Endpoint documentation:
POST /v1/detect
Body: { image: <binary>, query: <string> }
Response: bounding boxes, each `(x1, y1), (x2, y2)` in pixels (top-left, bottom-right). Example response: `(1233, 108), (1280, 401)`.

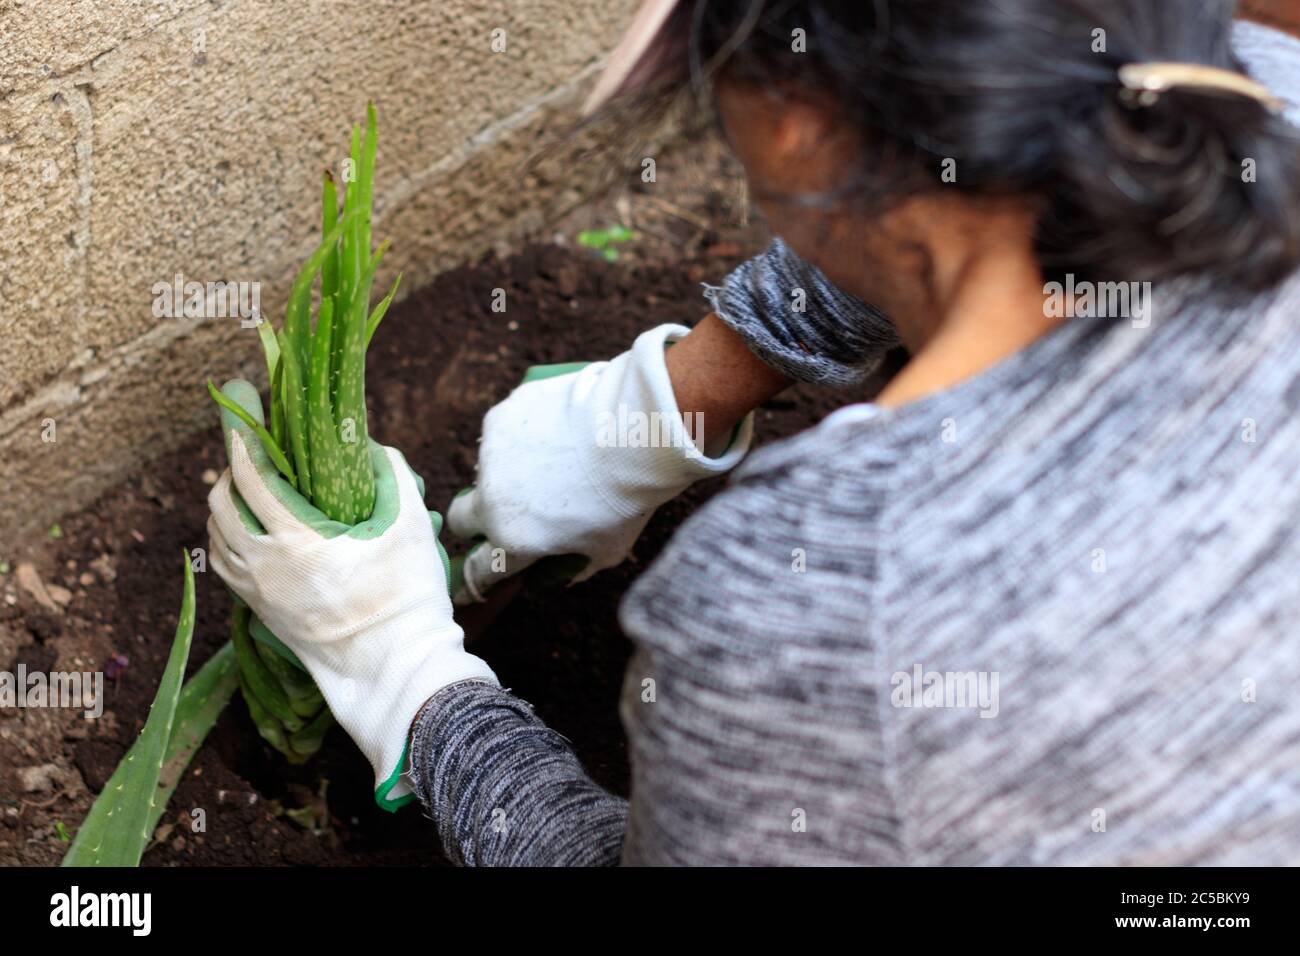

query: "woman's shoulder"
(731, 404), (905, 489)
(619, 408), (894, 663)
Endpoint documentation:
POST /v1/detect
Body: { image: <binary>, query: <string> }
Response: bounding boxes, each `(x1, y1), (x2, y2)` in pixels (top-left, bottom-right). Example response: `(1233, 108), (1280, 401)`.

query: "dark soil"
(0, 148), (894, 866)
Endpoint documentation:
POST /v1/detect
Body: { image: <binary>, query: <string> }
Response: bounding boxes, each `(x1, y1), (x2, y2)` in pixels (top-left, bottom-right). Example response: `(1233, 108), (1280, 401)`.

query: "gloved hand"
(207, 388), (496, 809)
(447, 323), (753, 601)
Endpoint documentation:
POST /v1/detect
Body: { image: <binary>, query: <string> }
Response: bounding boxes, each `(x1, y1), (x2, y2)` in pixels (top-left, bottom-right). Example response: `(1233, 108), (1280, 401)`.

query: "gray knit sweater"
(410, 21), (1300, 866)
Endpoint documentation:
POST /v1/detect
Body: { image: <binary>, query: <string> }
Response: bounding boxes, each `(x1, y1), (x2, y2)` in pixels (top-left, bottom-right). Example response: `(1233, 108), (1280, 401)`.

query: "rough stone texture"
(0, 0), (636, 546)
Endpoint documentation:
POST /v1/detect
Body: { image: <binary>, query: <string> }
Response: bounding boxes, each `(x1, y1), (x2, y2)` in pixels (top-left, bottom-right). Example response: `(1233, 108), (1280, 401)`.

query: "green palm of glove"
(214, 379), (456, 765)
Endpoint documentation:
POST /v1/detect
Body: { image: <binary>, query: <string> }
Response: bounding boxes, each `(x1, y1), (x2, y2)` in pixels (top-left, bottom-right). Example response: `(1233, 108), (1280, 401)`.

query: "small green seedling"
(577, 225), (635, 262)
(53, 821), (70, 843)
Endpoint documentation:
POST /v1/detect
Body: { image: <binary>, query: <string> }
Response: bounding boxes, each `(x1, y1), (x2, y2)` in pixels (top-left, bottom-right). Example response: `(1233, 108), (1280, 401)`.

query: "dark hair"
(635, 0), (1300, 291)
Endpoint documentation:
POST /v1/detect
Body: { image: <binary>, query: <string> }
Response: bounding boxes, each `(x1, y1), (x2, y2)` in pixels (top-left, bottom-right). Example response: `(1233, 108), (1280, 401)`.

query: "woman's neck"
(875, 235), (1058, 409)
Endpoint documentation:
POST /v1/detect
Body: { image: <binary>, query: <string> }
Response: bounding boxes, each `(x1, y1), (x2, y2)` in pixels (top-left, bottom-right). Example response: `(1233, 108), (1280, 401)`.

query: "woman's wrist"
(665, 313), (793, 453)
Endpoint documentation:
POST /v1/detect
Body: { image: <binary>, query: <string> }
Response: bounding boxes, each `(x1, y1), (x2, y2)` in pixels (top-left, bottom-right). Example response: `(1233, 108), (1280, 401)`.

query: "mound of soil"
(0, 150), (893, 866)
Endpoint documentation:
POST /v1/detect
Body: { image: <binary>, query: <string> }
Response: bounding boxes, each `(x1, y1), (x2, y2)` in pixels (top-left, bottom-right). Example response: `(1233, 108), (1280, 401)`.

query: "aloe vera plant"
(208, 103), (401, 762)
(64, 556), (239, 866)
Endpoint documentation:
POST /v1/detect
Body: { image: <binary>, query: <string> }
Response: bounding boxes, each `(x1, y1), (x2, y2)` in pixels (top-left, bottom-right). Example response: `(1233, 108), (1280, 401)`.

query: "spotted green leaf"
(63, 554), (198, 867)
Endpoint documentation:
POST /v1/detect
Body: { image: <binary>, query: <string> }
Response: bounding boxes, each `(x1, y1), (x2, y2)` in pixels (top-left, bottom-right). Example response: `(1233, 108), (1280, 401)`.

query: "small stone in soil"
(18, 763), (63, 793)
(89, 555), (116, 583)
(15, 563), (60, 614)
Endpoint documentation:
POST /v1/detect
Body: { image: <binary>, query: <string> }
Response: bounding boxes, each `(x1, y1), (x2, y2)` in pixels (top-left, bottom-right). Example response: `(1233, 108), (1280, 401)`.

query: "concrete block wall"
(0, 0), (635, 545)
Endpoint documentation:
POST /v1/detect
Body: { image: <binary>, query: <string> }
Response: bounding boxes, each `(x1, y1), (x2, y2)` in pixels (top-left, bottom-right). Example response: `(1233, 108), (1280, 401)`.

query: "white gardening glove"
(207, 423), (496, 809)
(447, 323), (753, 601)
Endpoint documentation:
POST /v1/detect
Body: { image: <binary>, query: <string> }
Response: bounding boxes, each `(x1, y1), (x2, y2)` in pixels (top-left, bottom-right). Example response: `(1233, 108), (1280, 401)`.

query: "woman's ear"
(715, 79), (855, 198)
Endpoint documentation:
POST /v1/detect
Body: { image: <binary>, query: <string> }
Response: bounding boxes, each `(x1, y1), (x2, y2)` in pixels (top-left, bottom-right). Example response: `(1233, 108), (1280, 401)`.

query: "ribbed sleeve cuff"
(410, 680), (628, 866)
(705, 238), (901, 387)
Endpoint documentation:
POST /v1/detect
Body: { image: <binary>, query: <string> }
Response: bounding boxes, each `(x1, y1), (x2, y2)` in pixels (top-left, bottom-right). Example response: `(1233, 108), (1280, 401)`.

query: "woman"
(207, 0), (1300, 865)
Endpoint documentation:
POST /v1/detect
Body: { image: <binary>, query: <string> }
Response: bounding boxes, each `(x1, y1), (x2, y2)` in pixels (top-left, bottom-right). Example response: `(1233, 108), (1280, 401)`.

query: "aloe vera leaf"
(335, 234), (387, 357)
(332, 127), (365, 415)
(362, 103), (378, 192)
(287, 706), (335, 761)
(147, 640), (239, 837)
(367, 237), (389, 275)
(321, 169), (340, 317)
(365, 272), (401, 347)
(321, 177), (342, 413)
(359, 103), (377, 264)
(356, 110), (378, 327)
(269, 352), (287, 450)
(259, 318), (286, 450)
(328, 325), (345, 413)
(324, 220), (385, 521)
(238, 670), (290, 756)
(331, 240), (386, 523)
(344, 121), (371, 328)
(254, 639), (325, 719)
(206, 380), (297, 487)
(63, 554), (197, 867)
(347, 236), (390, 341)
(256, 316), (280, 385)
(248, 614), (307, 670)
(283, 210), (355, 379)
(231, 605), (305, 732)
(328, 297), (346, 414)
(277, 329), (313, 500)
(307, 297), (348, 518)
(342, 124), (365, 295)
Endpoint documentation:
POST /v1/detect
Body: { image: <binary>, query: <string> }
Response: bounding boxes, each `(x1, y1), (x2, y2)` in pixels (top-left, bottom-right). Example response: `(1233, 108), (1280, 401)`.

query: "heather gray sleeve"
(1233, 19), (1300, 126)
(409, 679), (628, 866)
(704, 237), (900, 387)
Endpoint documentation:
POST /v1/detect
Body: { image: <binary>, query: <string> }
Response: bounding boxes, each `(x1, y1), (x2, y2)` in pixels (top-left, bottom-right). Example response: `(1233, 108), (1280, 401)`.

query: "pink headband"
(583, 0), (682, 115)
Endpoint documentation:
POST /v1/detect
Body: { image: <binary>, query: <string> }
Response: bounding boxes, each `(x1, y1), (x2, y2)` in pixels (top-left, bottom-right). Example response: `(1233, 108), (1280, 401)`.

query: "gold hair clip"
(1118, 62), (1285, 113)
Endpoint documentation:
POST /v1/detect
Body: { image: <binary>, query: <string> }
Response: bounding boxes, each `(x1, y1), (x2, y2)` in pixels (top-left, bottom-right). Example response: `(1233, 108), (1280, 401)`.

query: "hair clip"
(1118, 62), (1285, 113)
